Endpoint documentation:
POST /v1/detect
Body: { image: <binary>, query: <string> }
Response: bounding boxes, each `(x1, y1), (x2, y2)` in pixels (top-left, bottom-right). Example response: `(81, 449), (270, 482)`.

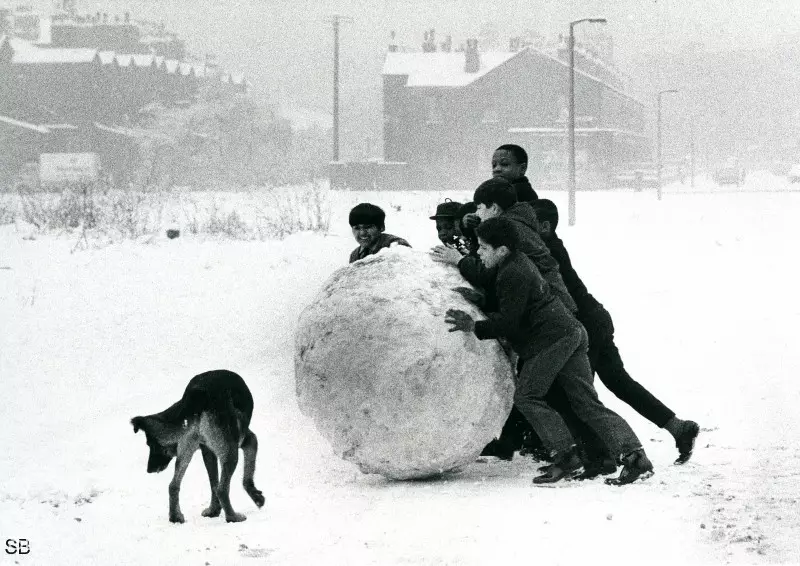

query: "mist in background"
(48, 0), (800, 163)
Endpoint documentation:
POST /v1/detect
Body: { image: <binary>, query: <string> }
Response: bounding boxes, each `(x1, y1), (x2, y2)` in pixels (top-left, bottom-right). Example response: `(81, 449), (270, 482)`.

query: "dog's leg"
(200, 445), (222, 518)
(168, 437), (198, 524)
(241, 430), (265, 508)
(217, 447), (247, 523)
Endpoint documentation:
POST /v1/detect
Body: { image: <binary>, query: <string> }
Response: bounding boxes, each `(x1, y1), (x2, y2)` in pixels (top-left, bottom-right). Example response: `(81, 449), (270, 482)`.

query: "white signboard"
(39, 153), (99, 187)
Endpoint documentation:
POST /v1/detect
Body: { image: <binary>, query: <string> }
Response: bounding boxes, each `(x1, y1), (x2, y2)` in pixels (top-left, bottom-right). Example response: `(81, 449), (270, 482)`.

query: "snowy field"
(1, 177), (800, 565)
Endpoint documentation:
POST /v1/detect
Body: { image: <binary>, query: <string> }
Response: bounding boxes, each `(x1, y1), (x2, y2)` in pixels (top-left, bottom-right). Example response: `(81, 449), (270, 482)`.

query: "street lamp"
(656, 88), (678, 200)
(568, 17), (606, 226)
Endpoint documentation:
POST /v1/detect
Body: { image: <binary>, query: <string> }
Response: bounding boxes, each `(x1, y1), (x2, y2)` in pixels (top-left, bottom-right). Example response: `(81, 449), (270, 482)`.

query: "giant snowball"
(294, 246), (515, 480)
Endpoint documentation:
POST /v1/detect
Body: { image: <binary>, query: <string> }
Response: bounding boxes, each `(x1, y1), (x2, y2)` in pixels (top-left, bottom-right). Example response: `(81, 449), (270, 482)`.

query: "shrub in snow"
(295, 247), (515, 480)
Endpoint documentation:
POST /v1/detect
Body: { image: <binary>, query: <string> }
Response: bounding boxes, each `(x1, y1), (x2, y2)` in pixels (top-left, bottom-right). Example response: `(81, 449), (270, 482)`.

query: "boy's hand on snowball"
(430, 245), (463, 266)
(445, 308), (475, 332)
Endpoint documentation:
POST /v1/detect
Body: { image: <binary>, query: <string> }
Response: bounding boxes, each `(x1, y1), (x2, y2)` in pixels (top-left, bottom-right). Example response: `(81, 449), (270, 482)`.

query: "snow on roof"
(115, 54), (134, 67)
(163, 59), (180, 74)
(12, 47), (97, 64)
(0, 114), (50, 134)
(382, 50), (518, 87)
(96, 50), (116, 65)
(131, 53), (155, 67)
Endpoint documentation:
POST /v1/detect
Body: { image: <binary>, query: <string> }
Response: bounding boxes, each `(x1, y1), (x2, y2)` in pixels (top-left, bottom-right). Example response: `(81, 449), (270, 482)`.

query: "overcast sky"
(60, 0), (800, 119)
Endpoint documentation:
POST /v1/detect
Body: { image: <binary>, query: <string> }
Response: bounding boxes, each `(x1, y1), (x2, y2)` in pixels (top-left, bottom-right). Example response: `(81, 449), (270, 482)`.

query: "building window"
(425, 96), (443, 124)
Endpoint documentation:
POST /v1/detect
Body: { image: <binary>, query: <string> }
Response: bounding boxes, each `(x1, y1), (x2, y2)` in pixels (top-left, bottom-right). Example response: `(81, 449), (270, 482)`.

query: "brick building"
(380, 35), (649, 192)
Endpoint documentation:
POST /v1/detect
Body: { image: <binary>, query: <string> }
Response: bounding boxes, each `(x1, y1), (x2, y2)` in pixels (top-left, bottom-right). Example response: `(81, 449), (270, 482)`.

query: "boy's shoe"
(533, 448), (584, 485)
(605, 449), (654, 486)
(521, 446), (552, 461)
(674, 421), (700, 464)
(576, 457), (617, 480)
(480, 439), (514, 461)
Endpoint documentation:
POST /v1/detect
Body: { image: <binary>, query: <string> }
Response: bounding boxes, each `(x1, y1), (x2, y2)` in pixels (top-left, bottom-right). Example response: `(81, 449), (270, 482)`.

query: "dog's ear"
(131, 416), (145, 434)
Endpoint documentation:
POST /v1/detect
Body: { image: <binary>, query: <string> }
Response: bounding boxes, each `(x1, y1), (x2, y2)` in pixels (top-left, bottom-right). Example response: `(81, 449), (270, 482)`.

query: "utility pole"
(332, 15), (340, 162)
(567, 17), (606, 227)
(656, 88), (678, 200)
(690, 123), (696, 189)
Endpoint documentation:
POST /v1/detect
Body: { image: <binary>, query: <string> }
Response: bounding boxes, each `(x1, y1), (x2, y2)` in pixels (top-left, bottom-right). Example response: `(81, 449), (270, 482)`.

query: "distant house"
(381, 39), (649, 191)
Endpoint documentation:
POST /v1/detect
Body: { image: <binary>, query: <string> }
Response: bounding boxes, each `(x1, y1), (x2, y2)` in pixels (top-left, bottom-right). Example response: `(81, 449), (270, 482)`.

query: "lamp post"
(568, 17), (606, 226)
(656, 88), (678, 200)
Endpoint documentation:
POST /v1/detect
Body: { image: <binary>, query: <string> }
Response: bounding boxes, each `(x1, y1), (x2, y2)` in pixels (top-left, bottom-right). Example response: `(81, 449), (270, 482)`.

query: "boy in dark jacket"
(491, 144), (538, 203)
(348, 203), (410, 263)
(444, 216), (654, 485)
(530, 198), (700, 464)
(435, 178), (577, 313)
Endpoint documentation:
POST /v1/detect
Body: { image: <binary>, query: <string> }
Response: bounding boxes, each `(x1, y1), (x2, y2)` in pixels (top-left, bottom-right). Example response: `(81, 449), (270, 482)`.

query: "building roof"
(115, 53), (134, 67)
(97, 50), (116, 65)
(383, 45), (644, 105)
(12, 46), (97, 64)
(0, 113), (50, 134)
(131, 53), (155, 67)
(163, 59), (180, 73)
(382, 50), (518, 87)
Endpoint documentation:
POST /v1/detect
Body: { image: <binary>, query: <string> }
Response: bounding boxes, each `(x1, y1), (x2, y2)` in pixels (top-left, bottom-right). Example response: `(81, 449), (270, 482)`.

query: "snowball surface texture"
(295, 246), (515, 479)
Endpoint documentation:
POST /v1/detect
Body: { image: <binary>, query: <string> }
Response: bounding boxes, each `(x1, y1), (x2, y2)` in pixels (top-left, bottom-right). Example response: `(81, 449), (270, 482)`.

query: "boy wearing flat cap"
(430, 199), (469, 255)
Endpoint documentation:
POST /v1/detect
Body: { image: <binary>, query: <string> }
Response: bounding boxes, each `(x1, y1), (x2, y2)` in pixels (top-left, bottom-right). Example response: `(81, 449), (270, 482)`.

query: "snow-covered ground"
(2, 178), (799, 565)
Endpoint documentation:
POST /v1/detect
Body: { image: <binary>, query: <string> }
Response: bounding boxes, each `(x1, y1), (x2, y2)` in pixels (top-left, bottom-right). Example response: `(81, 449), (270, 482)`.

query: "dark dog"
(131, 370), (265, 523)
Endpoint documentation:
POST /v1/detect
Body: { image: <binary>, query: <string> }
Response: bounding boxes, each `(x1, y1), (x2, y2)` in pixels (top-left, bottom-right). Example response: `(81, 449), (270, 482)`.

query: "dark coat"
(511, 176), (538, 203)
(543, 233), (603, 320)
(349, 233), (411, 263)
(457, 204), (577, 313)
(473, 251), (579, 360)
(478, 203), (578, 313)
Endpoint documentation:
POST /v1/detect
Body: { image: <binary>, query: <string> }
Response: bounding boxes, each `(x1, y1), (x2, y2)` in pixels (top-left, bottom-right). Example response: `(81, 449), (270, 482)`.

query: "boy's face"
(476, 202), (501, 221)
(477, 238), (507, 269)
(352, 223), (383, 248)
(435, 218), (461, 245)
(491, 149), (527, 181)
(530, 210), (552, 238)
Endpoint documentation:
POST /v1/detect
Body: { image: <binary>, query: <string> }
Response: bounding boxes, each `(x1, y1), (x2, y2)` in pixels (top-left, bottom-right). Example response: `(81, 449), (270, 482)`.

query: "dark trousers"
(497, 306), (676, 460)
(513, 325), (642, 458)
(584, 306), (675, 428)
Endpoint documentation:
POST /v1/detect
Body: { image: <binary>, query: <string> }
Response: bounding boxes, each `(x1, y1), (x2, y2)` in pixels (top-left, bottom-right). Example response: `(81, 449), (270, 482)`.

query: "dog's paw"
(225, 512), (247, 523)
(202, 505), (222, 518)
(249, 489), (265, 508)
(169, 511), (186, 524)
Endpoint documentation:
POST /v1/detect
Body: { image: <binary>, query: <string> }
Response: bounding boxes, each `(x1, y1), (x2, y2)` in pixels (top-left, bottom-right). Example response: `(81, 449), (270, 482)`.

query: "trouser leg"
(587, 309), (676, 428)
(513, 329), (583, 456)
(556, 327), (643, 459)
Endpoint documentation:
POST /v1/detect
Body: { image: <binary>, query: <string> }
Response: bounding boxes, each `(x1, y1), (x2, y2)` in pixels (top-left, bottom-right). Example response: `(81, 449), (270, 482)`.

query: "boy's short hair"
(473, 177), (518, 211)
(349, 203), (386, 229)
(475, 216), (518, 251)
(495, 144), (528, 165)
(530, 199), (559, 231)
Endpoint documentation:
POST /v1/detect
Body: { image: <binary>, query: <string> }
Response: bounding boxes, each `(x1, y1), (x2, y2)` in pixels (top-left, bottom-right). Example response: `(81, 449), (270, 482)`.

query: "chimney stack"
(464, 38), (479, 73)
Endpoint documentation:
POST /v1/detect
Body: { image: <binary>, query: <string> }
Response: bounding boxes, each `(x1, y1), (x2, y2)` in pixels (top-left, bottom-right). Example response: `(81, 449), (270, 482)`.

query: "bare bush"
(12, 180), (332, 245)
